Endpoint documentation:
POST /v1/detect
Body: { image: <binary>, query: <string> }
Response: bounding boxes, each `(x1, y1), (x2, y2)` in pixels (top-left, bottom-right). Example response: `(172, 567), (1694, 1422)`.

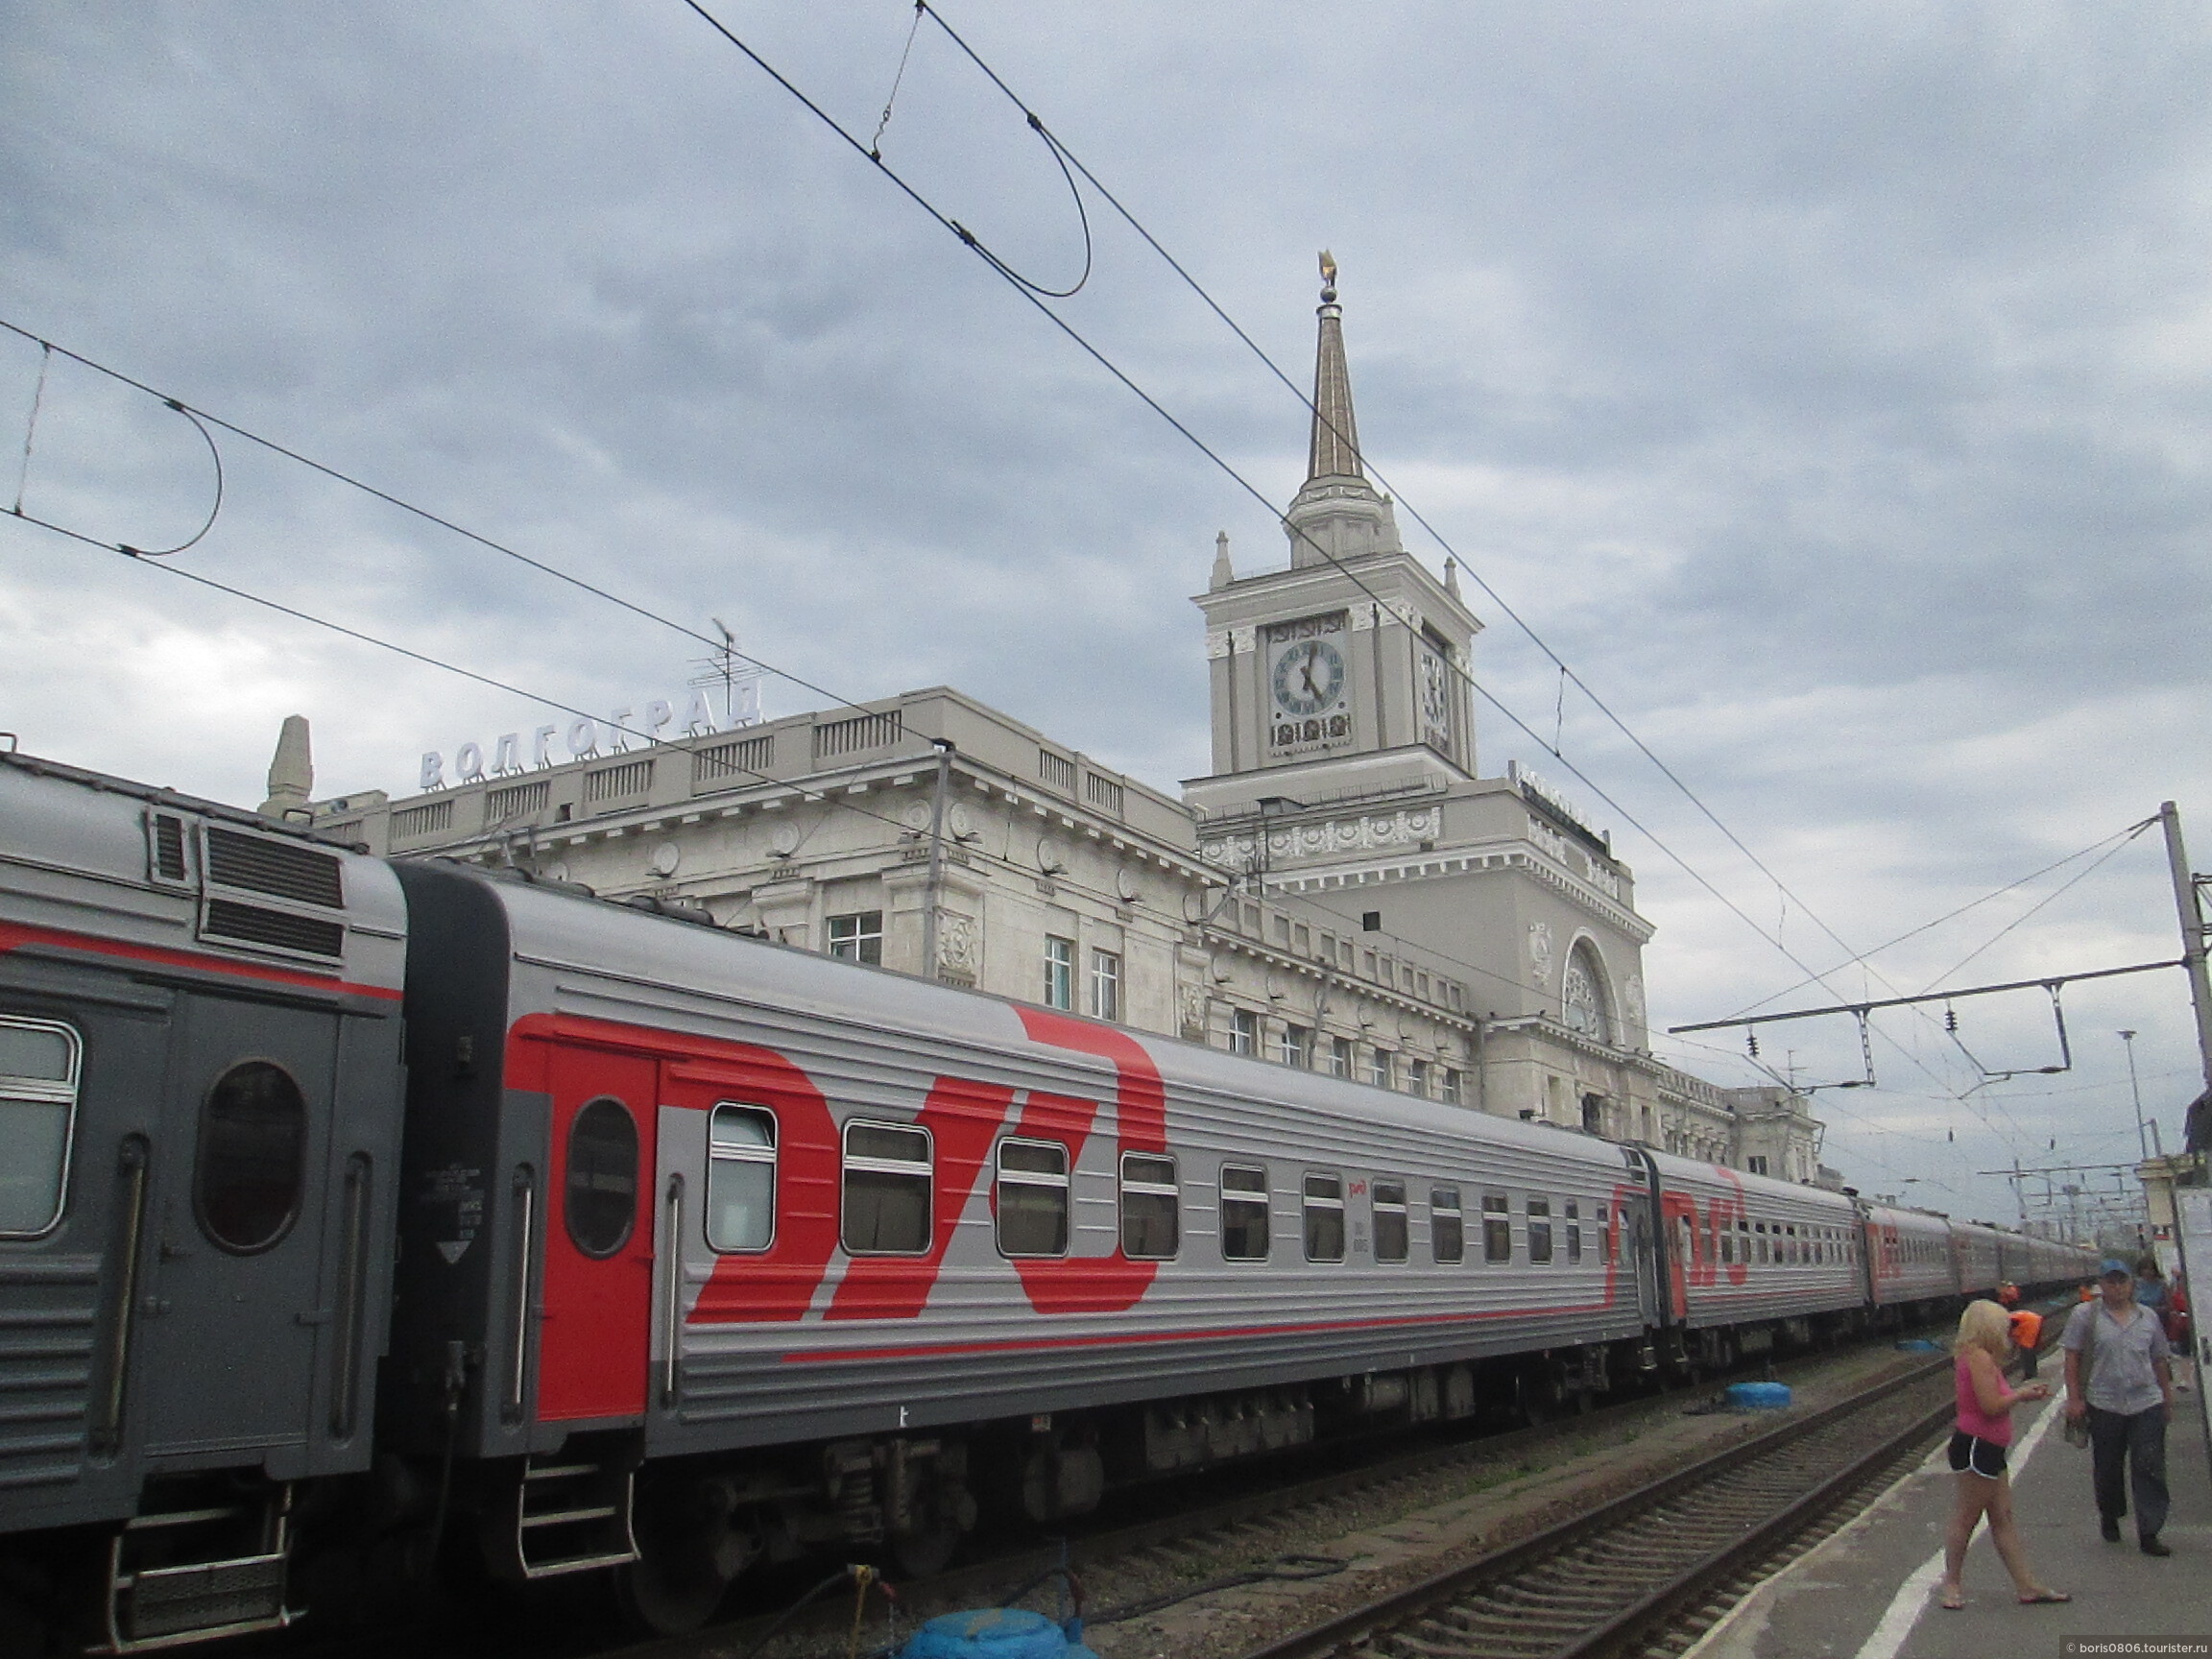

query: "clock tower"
(1188, 256), (1482, 817)
(1182, 259), (1665, 1145)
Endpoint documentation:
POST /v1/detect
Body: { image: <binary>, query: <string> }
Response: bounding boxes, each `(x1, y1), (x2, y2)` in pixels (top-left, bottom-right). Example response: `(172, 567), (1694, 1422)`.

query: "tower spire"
(1308, 251), (1363, 482)
(1284, 253), (1402, 568)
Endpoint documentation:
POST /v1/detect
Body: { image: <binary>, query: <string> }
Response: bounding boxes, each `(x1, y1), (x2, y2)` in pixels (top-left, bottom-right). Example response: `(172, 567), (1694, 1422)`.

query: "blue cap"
(2101, 1258), (2132, 1278)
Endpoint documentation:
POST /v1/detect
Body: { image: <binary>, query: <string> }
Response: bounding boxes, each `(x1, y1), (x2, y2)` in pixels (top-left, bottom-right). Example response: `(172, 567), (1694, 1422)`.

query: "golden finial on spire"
(1318, 250), (1337, 301)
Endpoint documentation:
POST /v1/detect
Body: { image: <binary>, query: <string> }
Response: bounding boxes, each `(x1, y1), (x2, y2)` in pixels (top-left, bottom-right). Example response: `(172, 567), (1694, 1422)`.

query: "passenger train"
(0, 752), (2098, 1649)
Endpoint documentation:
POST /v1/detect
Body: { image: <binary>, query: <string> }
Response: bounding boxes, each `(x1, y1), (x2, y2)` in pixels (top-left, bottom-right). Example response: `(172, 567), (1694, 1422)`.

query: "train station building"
(290, 273), (1824, 1182)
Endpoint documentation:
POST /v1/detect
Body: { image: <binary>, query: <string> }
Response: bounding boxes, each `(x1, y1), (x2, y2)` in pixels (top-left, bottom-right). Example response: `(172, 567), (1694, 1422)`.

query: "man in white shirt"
(2063, 1258), (2176, 1555)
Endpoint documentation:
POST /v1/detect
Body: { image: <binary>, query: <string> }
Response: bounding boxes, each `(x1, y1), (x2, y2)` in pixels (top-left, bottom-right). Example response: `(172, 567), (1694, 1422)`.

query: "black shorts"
(1948, 1430), (2008, 1477)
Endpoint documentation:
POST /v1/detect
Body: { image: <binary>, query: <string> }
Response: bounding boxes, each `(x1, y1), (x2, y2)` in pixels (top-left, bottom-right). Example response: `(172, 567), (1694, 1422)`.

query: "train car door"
(537, 1044), (659, 1421)
(138, 992), (340, 1462)
(1623, 1195), (1663, 1327)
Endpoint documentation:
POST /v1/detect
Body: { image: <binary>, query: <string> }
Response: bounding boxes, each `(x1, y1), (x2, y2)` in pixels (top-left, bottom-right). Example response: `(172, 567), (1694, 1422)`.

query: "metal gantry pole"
(2161, 801), (2212, 1101)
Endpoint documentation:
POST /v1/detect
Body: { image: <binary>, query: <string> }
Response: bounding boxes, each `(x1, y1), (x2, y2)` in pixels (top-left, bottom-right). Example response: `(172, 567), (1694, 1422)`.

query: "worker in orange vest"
(2009, 1306), (2045, 1380)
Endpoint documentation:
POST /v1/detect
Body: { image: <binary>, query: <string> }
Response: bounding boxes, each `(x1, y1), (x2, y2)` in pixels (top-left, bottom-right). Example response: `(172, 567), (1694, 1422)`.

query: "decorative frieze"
(1200, 805), (1444, 868)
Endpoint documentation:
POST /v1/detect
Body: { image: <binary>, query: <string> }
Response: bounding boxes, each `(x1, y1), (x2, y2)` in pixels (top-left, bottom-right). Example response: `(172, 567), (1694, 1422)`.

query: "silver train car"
(0, 753), (2101, 1648)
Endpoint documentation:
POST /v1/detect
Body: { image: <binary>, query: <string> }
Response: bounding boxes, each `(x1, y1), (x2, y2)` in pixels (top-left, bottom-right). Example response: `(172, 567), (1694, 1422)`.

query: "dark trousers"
(2088, 1405), (2170, 1541)
(2020, 1348), (2039, 1380)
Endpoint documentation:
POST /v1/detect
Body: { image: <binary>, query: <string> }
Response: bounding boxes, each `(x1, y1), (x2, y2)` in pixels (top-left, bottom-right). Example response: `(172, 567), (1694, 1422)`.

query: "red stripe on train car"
(0, 919), (402, 1000)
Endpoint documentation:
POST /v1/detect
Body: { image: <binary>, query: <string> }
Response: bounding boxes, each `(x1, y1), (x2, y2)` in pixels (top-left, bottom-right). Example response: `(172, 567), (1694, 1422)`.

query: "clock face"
(1419, 649), (1452, 748)
(1272, 637), (1346, 715)
(1264, 613), (1353, 755)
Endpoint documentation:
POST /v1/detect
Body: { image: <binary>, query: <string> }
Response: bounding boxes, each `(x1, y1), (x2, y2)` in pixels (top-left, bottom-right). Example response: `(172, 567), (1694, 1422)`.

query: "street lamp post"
(2119, 1028), (2150, 1163)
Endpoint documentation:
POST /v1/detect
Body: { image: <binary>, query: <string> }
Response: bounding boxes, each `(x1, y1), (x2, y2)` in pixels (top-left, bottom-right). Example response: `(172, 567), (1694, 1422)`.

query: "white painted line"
(1678, 1432), (1951, 1659)
(1848, 1394), (2064, 1659)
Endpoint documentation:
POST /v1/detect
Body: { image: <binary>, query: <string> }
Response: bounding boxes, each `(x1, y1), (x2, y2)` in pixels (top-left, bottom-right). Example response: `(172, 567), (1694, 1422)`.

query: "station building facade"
(300, 270), (1821, 1178)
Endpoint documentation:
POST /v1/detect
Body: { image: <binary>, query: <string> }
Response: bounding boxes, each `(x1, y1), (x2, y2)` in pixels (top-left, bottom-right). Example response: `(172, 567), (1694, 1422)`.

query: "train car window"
(1482, 1191), (1511, 1262)
(1373, 1180), (1409, 1263)
(1431, 1186), (1464, 1263)
(564, 1097), (638, 1259)
(842, 1121), (933, 1254)
(1719, 1225), (1734, 1265)
(1220, 1164), (1270, 1262)
(1527, 1197), (1553, 1263)
(706, 1104), (778, 1252)
(1303, 1173), (1345, 1262)
(0, 1017), (81, 1238)
(1119, 1153), (1179, 1260)
(1597, 1202), (1614, 1265)
(996, 1139), (1070, 1258)
(196, 1060), (307, 1254)
(1564, 1198), (1582, 1263)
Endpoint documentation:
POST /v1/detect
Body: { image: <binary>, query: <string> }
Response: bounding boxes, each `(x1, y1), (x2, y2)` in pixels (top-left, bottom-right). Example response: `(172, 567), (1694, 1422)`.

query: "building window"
(705, 1104), (777, 1252)
(1279, 1023), (1311, 1068)
(1372, 1180), (1408, 1263)
(0, 1018), (80, 1238)
(1229, 1009), (1258, 1057)
(827, 910), (883, 965)
(1431, 1186), (1464, 1263)
(1303, 1172), (1346, 1262)
(1090, 950), (1120, 1022)
(1561, 942), (1610, 1044)
(1366, 1047), (1391, 1089)
(841, 1121), (932, 1254)
(1220, 1164), (1270, 1262)
(1119, 1153), (1179, 1259)
(1407, 1059), (1429, 1098)
(1747, 1155), (1769, 1175)
(1441, 1068), (1462, 1105)
(1482, 1191), (1511, 1262)
(1043, 935), (1073, 1010)
(1327, 1036), (1353, 1078)
(1527, 1196), (1553, 1263)
(995, 1139), (1069, 1258)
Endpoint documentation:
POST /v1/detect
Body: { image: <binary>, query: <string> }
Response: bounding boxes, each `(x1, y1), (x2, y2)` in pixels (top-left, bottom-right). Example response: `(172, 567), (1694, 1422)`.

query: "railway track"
(1233, 1358), (1958, 1659)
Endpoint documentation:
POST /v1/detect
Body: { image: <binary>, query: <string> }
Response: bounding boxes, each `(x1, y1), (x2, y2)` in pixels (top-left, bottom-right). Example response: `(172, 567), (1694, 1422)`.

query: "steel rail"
(1236, 1357), (1954, 1659)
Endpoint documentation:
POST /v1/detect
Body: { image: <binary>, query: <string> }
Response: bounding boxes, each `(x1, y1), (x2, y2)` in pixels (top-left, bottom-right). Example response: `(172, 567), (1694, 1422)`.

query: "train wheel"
(618, 1550), (730, 1638)
(889, 1519), (961, 1580)
(616, 1476), (751, 1637)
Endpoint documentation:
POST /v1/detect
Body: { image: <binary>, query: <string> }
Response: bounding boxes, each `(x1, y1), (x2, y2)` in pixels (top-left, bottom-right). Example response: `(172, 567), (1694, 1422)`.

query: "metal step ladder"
(94, 1488), (297, 1653)
(505, 1451), (639, 1579)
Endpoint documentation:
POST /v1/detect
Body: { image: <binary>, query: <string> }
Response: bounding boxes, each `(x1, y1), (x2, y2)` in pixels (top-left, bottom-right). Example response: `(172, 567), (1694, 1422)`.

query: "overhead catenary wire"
(0, 325), (1550, 1018)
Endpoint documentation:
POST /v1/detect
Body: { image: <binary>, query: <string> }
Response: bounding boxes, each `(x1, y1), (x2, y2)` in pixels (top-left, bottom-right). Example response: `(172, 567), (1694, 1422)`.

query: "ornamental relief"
(937, 912), (980, 975)
(1199, 805), (1443, 868)
(1177, 983), (1211, 1039)
(1527, 920), (1554, 991)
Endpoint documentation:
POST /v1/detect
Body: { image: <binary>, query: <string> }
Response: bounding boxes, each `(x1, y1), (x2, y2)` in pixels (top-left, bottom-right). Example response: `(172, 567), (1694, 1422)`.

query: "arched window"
(565, 1097), (639, 1259)
(197, 1061), (306, 1253)
(1560, 942), (1611, 1045)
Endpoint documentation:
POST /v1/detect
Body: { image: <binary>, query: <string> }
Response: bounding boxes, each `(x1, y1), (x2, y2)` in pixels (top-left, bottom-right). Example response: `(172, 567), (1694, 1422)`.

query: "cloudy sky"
(5, 3), (2208, 1223)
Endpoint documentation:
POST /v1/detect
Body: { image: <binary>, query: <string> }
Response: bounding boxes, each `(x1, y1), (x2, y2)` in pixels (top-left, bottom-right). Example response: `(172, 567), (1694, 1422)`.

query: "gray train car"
(0, 754), (407, 1649)
(1642, 1152), (1864, 1356)
(382, 859), (1679, 1624)
(1862, 1203), (1960, 1311)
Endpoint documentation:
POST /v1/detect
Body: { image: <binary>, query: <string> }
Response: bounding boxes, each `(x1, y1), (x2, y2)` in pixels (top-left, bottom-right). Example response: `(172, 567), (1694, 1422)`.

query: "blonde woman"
(1940, 1299), (2067, 1609)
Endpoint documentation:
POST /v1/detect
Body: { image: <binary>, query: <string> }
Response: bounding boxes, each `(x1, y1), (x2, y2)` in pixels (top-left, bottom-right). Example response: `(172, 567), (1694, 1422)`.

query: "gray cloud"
(4, 0), (2207, 1218)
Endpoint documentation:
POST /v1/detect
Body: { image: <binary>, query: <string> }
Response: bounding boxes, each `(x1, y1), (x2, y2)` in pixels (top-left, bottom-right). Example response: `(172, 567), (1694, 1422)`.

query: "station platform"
(1688, 1363), (2208, 1659)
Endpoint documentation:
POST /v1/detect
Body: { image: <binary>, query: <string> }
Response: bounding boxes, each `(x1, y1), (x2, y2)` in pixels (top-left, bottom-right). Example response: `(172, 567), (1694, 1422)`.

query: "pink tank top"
(1956, 1355), (2012, 1445)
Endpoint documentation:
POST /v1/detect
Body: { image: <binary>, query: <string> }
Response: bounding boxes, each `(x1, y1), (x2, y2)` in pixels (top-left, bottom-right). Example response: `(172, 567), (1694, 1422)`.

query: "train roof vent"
(198, 825), (348, 964)
(204, 827), (344, 908)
